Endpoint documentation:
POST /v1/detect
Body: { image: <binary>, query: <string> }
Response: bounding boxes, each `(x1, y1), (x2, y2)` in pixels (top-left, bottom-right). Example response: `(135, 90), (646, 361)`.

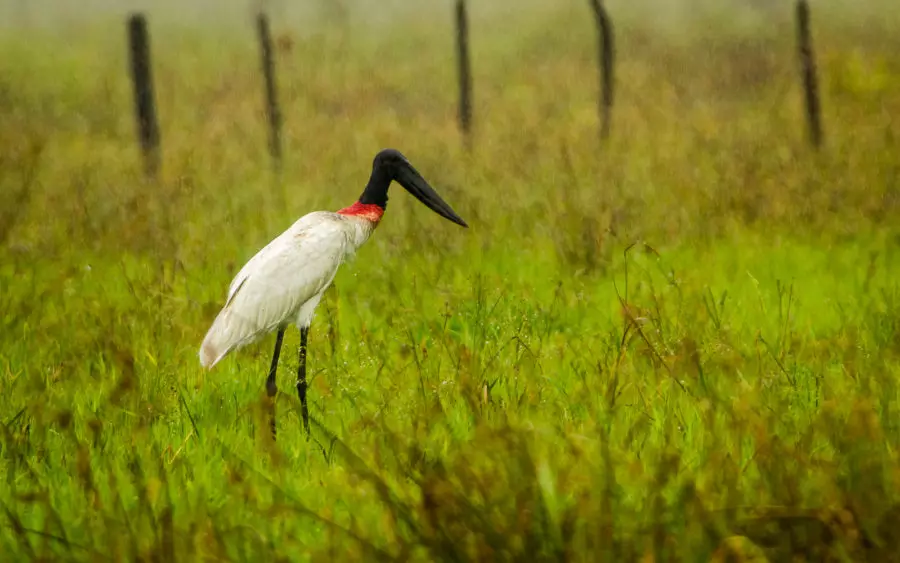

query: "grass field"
(2, 1), (900, 560)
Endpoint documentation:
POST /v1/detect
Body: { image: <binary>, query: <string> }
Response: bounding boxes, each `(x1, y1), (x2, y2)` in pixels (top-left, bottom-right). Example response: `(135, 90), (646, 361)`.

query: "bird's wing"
(200, 212), (350, 368)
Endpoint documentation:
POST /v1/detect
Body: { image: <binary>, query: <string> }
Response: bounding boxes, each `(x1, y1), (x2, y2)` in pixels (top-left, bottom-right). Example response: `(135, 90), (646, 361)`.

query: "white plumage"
(199, 211), (375, 369)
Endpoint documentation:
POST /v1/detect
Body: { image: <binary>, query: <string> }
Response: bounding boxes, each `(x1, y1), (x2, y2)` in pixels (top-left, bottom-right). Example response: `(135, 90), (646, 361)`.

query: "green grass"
(3, 2), (900, 561)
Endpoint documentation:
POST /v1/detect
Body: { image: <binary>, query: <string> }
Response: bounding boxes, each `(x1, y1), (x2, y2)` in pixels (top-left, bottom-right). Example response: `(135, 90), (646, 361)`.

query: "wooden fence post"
(796, 0), (822, 148)
(455, 0), (472, 148)
(588, 0), (615, 140)
(256, 13), (283, 168)
(127, 13), (161, 178)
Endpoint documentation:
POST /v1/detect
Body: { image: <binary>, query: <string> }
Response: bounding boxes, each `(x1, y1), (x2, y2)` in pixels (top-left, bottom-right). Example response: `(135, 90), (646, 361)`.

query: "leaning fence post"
(127, 13), (161, 178)
(455, 0), (472, 148)
(256, 12), (282, 168)
(588, 0), (615, 140)
(795, 0), (822, 148)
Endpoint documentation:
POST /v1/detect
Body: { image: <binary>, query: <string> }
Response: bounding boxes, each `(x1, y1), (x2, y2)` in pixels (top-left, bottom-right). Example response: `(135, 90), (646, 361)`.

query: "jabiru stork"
(198, 149), (467, 437)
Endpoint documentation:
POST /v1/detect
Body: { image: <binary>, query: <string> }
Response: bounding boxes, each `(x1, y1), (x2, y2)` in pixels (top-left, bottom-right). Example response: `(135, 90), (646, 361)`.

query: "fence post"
(256, 13), (283, 168)
(588, 0), (615, 140)
(127, 13), (161, 178)
(795, 0), (822, 148)
(455, 0), (472, 148)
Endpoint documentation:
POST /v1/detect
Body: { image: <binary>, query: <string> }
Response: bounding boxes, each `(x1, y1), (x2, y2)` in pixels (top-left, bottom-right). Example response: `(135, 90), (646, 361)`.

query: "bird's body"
(198, 148), (467, 438)
(199, 206), (380, 369)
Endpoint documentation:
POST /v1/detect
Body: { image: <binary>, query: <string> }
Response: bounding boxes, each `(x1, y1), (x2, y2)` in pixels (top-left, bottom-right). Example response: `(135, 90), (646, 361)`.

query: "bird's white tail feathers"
(199, 310), (255, 369)
(199, 319), (230, 370)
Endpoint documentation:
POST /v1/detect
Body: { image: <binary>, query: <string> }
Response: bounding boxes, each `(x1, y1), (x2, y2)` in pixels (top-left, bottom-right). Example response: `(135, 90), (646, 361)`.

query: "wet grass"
(2, 3), (900, 561)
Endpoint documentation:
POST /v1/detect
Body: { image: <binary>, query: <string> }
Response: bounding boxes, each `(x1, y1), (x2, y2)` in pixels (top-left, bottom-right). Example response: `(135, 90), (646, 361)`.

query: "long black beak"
(394, 161), (468, 228)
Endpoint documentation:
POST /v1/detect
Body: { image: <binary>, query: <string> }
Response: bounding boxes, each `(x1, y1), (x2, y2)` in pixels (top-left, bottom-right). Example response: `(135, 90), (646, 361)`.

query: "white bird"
(198, 148), (467, 436)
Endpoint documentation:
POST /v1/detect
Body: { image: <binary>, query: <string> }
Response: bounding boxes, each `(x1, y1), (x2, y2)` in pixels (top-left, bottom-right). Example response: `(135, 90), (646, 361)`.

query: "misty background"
(1, 0), (895, 35)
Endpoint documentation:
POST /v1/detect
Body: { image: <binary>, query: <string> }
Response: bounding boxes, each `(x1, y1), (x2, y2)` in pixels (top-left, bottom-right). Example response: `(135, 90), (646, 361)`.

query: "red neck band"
(336, 201), (384, 223)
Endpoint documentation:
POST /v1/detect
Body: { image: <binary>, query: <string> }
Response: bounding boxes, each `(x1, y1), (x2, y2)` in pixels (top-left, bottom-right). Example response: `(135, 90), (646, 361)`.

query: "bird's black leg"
(296, 326), (310, 436)
(266, 329), (285, 439)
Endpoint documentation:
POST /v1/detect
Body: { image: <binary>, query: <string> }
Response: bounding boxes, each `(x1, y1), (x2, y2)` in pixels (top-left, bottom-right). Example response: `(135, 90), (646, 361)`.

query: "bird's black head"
(372, 148), (408, 169)
(359, 148), (468, 228)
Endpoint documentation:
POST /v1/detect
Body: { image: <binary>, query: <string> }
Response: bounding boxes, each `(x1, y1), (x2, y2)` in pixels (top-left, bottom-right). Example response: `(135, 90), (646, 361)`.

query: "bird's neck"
(337, 201), (384, 223)
(359, 166), (391, 208)
(338, 164), (391, 223)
